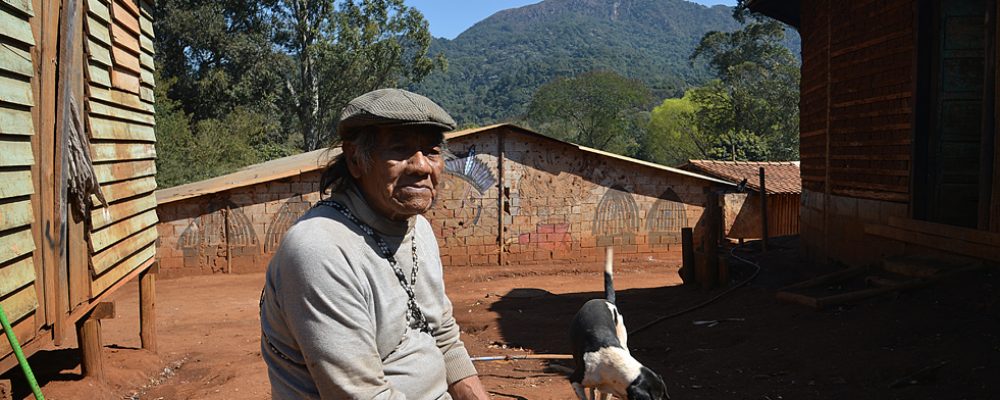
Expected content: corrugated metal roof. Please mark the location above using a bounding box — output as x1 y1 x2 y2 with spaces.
681 160 801 194
156 124 735 204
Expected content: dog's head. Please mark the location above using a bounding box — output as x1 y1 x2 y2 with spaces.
625 366 669 400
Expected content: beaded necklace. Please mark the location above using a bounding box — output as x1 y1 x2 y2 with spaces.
317 199 431 334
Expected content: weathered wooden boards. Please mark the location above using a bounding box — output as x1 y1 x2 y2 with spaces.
85 0 158 296
0 1 40 361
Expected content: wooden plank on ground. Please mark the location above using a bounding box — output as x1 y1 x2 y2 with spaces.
90 208 157 252
111 44 140 73
0 229 35 265
0 138 33 166
90 142 156 162
111 68 140 94
1 0 34 16
93 176 156 203
0 107 33 135
887 216 1000 247
91 243 154 294
0 257 34 297
88 62 112 87
87 38 112 67
865 224 1000 262
89 85 154 113
0 199 33 231
86 14 111 46
88 115 155 141
0 75 33 107
0 43 32 78
0 9 34 46
0 170 33 198
93 159 156 184
90 226 155 274
0 285 37 327
90 193 156 230
89 99 154 125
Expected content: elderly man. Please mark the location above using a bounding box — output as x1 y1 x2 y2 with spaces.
259 89 489 399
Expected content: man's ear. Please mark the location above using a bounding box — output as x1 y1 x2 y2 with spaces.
343 142 363 179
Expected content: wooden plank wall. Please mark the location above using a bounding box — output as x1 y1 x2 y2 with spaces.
827 0 915 203
798 0 830 195
84 0 158 296
0 0 41 358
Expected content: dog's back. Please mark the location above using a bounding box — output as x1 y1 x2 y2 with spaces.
568 247 669 399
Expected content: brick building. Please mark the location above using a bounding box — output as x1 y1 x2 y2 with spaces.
154 124 735 277
681 160 801 239
749 0 1000 266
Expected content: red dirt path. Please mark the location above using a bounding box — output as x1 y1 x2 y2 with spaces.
4 240 999 399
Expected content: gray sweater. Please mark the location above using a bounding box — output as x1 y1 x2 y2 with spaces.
260 186 478 399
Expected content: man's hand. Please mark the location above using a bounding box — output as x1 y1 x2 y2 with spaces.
448 375 489 400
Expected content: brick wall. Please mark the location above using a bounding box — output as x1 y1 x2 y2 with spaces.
155 126 720 277
426 127 716 266
156 172 322 278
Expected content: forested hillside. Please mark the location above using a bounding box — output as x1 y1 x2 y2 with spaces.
411 0 799 125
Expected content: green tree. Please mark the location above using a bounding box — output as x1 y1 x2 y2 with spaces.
526 71 652 156
646 91 706 166
684 8 800 161
275 0 444 151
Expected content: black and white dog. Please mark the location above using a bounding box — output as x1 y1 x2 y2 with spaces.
569 247 670 400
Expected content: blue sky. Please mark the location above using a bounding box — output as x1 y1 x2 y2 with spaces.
405 0 739 39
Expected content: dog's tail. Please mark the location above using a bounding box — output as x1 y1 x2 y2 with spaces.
604 246 615 304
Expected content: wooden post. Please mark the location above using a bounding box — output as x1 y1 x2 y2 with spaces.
139 263 158 353
759 167 769 251
704 191 720 290
224 207 233 274
76 302 114 381
497 130 506 266
680 228 695 285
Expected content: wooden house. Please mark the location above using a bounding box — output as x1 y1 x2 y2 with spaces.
748 0 1000 266
1 0 160 378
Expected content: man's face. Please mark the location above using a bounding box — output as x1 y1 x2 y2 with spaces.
348 126 446 221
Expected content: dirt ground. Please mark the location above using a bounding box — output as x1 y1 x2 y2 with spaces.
4 237 999 399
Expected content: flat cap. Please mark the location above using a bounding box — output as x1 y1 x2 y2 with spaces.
337 88 456 140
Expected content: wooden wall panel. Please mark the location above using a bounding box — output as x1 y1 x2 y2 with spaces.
0 4 39 362
82 0 159 298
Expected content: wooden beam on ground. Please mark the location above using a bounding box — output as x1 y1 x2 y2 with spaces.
139 262 156 352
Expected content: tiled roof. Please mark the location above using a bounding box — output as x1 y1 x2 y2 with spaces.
681 160 801 194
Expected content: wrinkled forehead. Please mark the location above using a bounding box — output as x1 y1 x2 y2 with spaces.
372 124 447 146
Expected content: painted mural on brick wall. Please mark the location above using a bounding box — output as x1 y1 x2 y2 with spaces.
176 194 315 261
264 194 314 253
439 145 499 237
178 198 259 264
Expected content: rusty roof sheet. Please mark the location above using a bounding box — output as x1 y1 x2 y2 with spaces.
681 160 801 194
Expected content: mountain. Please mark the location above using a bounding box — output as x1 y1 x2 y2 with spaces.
409 0 800 125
